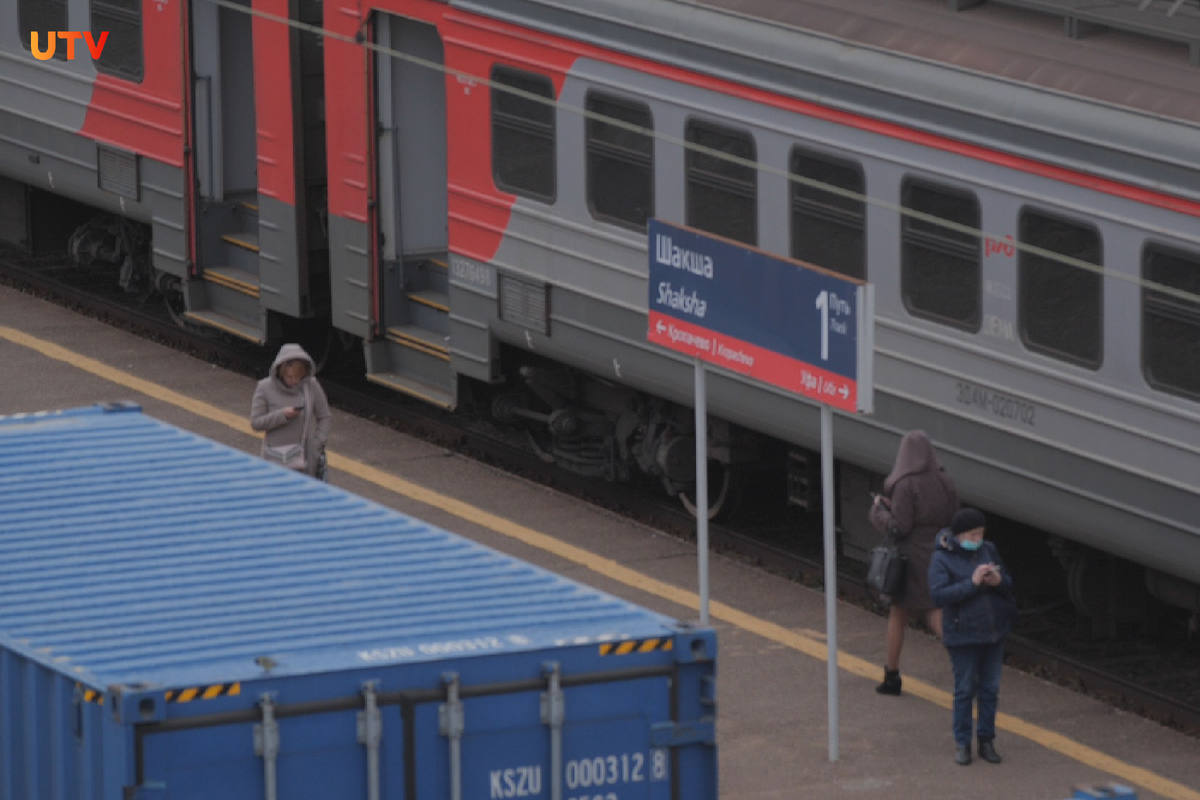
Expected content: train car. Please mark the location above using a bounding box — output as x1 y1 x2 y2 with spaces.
0 403 717 800
0 0 327 344
3 0 1199 629
319 0 1200 625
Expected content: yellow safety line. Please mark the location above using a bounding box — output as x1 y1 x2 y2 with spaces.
1 327 256 434
2 323 1196 800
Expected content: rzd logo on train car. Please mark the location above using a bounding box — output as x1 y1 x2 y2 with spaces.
29 32 109 61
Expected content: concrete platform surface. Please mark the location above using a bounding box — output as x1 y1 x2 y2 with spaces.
2 283 1198 800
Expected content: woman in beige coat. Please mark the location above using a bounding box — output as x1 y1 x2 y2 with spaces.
250 343 332 479
869 430 958 695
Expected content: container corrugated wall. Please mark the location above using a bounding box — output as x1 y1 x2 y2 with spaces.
0 405 717 800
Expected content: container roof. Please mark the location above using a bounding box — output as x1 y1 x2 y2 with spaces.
0 405 677 690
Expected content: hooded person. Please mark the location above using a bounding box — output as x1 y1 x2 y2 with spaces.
869 430 959 695
250 343 332 479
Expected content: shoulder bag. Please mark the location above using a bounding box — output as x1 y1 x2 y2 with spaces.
866 522 907 601
263 387 314 472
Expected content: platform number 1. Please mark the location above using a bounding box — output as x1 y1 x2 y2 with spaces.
815 290 829 361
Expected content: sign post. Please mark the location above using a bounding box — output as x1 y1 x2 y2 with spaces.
694 360 709 625
646 219 874 762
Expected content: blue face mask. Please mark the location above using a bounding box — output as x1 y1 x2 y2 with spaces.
959 539 983 551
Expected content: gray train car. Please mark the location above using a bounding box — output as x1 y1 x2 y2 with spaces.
321 0 1200 623
0 0 327 344
4 0 1198 626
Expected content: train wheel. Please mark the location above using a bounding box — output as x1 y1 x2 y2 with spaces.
678 459 733 520
1067 551 1150 636
300 324 337 375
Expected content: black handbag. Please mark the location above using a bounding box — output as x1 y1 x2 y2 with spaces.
867 526 907 600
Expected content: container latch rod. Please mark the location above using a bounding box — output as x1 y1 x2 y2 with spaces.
253 694 280 800
439 673 465 800
358 682 383 800
541 662 565 800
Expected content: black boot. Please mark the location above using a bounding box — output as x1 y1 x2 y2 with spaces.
875 667 901 695
977 738 1002 764
955 744 972 765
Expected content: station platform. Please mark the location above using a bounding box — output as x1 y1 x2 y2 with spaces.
2 282 1198 800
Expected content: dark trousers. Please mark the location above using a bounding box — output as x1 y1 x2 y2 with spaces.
946 639 1005 747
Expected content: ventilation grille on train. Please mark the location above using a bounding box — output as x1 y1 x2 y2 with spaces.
97 146 139 201
498 274 550 335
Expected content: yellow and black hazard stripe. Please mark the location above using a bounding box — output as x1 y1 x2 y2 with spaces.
599 637 673 656
165 682 242 703
77 685 105 705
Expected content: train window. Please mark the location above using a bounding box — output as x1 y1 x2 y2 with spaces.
586 93 653 230
1018 209 1102 368
1142 244 1200 401
20 0 67 60
790 148 865 280
92 0 144 82
685 119 756 246
491 66 556 203
900 179 981 331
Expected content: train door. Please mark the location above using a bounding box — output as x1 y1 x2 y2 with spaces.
185 0 328 345
365 14 455 407
187 0 266 341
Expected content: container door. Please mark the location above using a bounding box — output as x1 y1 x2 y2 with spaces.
409 665 716 800
128 662 715 799
133 690 400 800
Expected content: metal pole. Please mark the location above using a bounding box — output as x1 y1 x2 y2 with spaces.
694 360 709 626
541 663 564 800
359 683 382 800
821 403 839 762
254 695 280 800
440 674 464 800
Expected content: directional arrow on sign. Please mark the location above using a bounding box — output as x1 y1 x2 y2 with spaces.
656 320 666 334
839 385 849 399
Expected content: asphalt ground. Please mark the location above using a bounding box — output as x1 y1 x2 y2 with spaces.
2 283 1199 800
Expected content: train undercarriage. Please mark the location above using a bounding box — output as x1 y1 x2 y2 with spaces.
4 178 1199 636
487 350 1200 636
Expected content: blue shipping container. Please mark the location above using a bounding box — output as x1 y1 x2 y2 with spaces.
0 404 717 800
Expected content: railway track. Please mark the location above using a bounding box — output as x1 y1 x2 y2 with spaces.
3 250 1198 738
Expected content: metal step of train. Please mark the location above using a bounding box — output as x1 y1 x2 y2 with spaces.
365 256 455 408
185 195 266 343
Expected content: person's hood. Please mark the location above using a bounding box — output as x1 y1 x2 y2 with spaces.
936 528 977 555
269 343 317 389
936 528 955 551
883 429 942 492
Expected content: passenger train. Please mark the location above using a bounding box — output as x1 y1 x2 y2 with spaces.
3 0 1199 627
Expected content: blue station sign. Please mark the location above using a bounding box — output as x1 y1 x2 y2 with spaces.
646 219 874 412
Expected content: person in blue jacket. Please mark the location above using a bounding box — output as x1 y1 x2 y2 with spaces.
928 507 1017 766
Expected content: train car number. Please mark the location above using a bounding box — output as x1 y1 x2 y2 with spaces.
955 381 1036 427
451 256 495 289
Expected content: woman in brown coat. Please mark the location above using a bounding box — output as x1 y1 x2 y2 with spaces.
870 430 958 695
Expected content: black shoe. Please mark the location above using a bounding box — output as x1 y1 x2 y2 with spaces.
875 668 901 695
955 745 972 766
977 739 1002 764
